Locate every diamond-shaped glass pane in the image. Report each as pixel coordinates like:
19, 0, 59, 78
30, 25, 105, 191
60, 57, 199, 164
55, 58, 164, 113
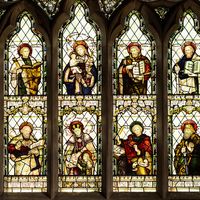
169, 10, 200, 94
168, 96, 200, 192
58, 2, 101, 95
5, 12, 47, 96
113, 96, 157, 192
58, 96, 102, 192
4, 97, 47, 192
113, 11, 156, 95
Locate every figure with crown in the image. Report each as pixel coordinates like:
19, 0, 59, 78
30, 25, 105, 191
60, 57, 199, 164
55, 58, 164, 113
64, 121, 97, 175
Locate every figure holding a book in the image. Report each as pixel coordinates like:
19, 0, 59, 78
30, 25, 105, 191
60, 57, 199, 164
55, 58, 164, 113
7, 121, 45, 175
11, 43, 42, 95
117, 42, 151, 95
173, 41, 200, 94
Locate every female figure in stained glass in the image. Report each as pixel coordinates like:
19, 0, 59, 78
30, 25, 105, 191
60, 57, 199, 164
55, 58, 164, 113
63, 40, 98, 95
114, 121, 152, 175
11, 43, 42, 95
118, 42, 151, 95
173, 41, 200, 94
7, 121, 45, 175
174, 120, 200, 175
64, 120, 96, 175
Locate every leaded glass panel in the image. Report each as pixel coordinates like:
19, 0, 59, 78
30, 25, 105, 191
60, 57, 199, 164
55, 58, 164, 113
113, 10, 156, 95
58, 1, 102, 192
58, 96, 101, 192
168, 96, 200, 192
168, 10, 200, 95
4, 97, 47, 192
4, 11, 47, 192
113, 96, 157, 192
113, 10, 157, 192
5, 12, 46, 96
168, 10, 200, 192
58, 2, 101, 95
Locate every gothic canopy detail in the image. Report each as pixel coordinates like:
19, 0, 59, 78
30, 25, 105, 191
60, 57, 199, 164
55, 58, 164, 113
154, 7, 169, 20
98, 0, 124, 17
33, 0, 62, 18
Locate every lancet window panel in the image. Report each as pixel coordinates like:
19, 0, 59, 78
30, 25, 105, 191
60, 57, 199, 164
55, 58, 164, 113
168, 8, 200, 193
112, 8, 157, 193
58, 96, 102, 192
113, 96, 157, 192
58, 0, 102, 193
3, 10, 48, 193
4, 11, 47, 96
168, 10, 200, 95
58, 1, 102, 96
4, 97, 47, 192
168, 96, 200, 192
113, 10, 156, 95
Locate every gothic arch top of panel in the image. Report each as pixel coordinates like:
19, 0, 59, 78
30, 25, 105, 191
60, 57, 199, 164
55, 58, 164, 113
58, 1, 102, 95
5, 11, 47, 96
168, 9, 200, 95
3, 10, 48, 193
113, 10, 156, 95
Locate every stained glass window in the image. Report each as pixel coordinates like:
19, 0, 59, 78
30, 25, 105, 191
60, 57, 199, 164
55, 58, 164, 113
5, 12, 47, 96
4, 11, 47, 192
58, 1, 102, 192
3, 0, 200, 198
113, 10, 157, 192
168, 10, 200, 95
168, 10, 200, 192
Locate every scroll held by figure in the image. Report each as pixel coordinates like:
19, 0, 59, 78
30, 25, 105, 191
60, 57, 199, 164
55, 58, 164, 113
174, 120, 200, 175
10, 43, 42, 96
173, 41, 200, 94
7, 122, 45, 175
64, 121, 97, 175
63, 40, 98, 95
117, 42, 151, 95
114, 121, 153, 176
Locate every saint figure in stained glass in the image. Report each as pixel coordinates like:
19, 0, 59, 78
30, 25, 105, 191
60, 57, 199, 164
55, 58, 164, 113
7, 121, 45, 175
114, 121, 152, 175
174, 119, 200, 175
11, 43, 42, 95
117, 42, 151, 95
63, 40, 98, 95
64, 120, 96, 175
173, 42, 200, 94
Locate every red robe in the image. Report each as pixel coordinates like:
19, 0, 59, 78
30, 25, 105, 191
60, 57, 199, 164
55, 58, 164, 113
121, 134, 152, 164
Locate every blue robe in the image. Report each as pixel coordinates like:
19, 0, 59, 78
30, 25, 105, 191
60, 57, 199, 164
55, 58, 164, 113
63, 63, 98, 95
